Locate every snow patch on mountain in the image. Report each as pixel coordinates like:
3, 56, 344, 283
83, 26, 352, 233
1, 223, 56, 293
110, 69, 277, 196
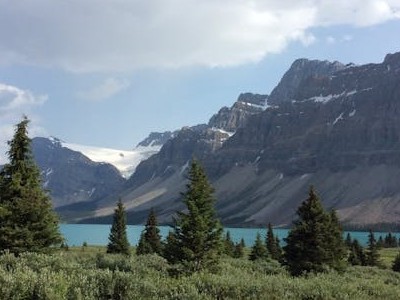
63, 142, 161, 178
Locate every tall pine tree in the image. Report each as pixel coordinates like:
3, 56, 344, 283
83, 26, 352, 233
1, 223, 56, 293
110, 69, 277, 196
249, 232, 268, 261
283, 186, 345, 275
266, 223, 282, 262
164, 159, 223, 272
223, 231, 235, 257
136, 208, 162, 255
366, 230, 380, 266
0, 117, 62, 254
107, 199, 130, 255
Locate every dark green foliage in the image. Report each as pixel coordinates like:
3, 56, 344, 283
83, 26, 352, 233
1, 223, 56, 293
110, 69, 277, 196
392, 252, 400, 272
366, 230, 380, 266
223, 231, 235, 257
345, 233, 352, 248
164, 159, 223, 272
249, 233, 268, 261
233, 240, 245, 258
266, 223, 283, 262
348, 239, 366, 266
283, 186, 346, 276
384, 232, 398, 248
377, 236, 384, 248
0, 117, 62, 254
162, 231, 180, 264
107, 200, 130, 255
136, 208, 163, 255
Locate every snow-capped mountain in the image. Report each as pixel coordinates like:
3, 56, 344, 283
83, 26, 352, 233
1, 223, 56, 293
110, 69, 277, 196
62, 140, 161, 178
32, 137, 126, 208
77, 51, 400, 229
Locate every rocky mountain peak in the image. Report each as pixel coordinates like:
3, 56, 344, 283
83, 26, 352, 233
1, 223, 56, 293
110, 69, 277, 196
136, 131, 176, 148
383, 51, 400, 70
208, 92, 268, 132
268, 58, 346, 105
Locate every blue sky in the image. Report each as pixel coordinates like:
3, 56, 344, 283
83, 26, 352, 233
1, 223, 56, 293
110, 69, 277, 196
0, 1, 399, 163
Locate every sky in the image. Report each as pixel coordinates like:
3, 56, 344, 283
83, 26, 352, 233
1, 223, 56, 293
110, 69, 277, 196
0, 0, 400, 163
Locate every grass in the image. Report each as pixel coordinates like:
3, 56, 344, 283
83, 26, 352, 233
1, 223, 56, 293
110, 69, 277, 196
379, 247, 399, 268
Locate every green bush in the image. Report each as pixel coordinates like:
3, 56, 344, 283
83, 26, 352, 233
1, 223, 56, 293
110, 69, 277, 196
2, 250, 400, 299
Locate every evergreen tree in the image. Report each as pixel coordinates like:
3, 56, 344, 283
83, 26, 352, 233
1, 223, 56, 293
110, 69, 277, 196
384, 232, 397, 248
249, 233, 268, 261
325, 210, 347, 265
233, 239, 245, 258
377, 236, 384, 248
266, 223, 282, 261
0, 117, 62, 254
223, 231, 235, 257
366, 230, 380, 266
136, 208, 163, 255
107, 199, 130, 255
345, 233, 352, 248
283, 186, 346, 275
348, 239, 366, 266
392, 252, 400, 272
164, 159, 223, 272
163, 231, 180, 263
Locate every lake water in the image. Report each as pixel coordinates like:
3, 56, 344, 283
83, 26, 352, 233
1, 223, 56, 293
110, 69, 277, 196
60, 224, 399, 247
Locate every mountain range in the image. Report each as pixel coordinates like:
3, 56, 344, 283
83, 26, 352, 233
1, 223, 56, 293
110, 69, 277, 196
31, 51, 400, 228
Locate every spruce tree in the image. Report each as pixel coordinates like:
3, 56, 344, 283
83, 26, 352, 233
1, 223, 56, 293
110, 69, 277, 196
233, 240, 245, 258
136, 208, 162, 255
266, 223, 282, 262
366, 230, 380, 266
163, 231, 180, 263
345, 233, 352, 248
107, 199, 130, 255
348, 239, 366, 266
164, 159, 223, 271
392, 252, 400, 272
249, 233, 268, 261
223, 231, 235, 257
0, 117, 62, 254
283, 186, 346, 275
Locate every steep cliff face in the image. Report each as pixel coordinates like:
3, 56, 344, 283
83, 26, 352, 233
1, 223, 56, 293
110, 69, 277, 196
208, 93, 267, 131
32, 137, 125, 208
268, 59, 346, 105
77, 52, 400, 228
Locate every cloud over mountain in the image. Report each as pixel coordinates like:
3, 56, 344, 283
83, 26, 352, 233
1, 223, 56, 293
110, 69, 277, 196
0, 83, 47, 163
0, 0, 398, 73
77, 78, 130, 101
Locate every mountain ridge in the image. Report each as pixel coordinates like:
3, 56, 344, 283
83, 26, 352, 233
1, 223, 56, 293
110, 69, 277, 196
34, 51, 400, 228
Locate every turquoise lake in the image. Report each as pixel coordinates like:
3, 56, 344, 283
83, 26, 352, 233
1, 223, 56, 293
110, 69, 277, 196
60, 224, 399, 247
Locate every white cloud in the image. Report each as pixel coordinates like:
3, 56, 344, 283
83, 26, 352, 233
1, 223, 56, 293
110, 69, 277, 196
342, 35, 353, 42
77, 78, 130, 101
325, 34, 354, 45
326, 36, 336, 44
0, 83, 47, 164
0, 0, 398, 72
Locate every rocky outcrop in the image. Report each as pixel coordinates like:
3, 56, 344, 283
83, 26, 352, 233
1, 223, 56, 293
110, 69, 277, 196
136, 131, 177, 147
32, 137, 125, 208
208, 93, 267, 132
268, 59, 345, 105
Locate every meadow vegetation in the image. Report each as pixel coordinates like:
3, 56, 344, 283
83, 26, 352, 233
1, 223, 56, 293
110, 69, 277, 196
1, 247, 400, 299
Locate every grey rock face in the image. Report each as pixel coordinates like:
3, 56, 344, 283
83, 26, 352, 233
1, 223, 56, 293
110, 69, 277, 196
136, 131, 176, 147
268, 58, 345, 105
32, 137, 125, 208
208, 93, 267, 132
